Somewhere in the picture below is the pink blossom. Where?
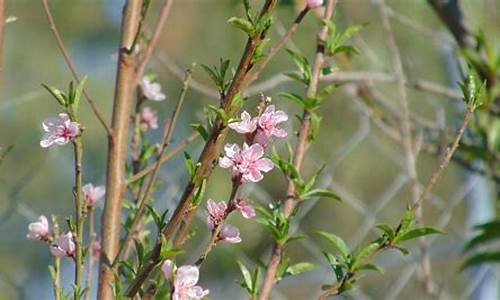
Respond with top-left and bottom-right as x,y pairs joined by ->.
219,143 -> 274,183
92,240 -> 101,258
255,105 -> 288,146
307,0 -> 324,8
228,111 -> 257,134
206,199 -> 227,230
140,106 -> 159,131
27,215 -> 50,241
40,113 -> 80,148
220,224 -> 241,243
50,232 -> 75,257
235,199 -> 256,219
140,77 -> 166,101
161,261 -> 209,300
82,183 -> 105,207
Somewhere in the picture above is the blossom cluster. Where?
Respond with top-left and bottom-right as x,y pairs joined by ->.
138,76 -> 166,132
208,102 -> 288,244
26,183 -> 105,258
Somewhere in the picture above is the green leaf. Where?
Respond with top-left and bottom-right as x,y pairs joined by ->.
285,48 -> 311,84
279,92 -> 305,108
228,17 -> 255,35
461,251 -> 500,270
285,262 -> 317,277
316,231 -> 350,259
358,263 -> 384,273
237,261 -> 253,293
395,227 -> 442,243
308,112 -> 322,142
190,123 -> 209,141
464,221 -> 500,251
316,84 -> 337,103
183,152 -> 195,179
42,83 -> 67,107
352,242 -> 379,270
399,206 -> 414,233
71,76 -> 87,114
301,188 -> 341,201
376,223 -> 395,241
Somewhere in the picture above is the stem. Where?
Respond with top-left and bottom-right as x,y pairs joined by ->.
124,1 -> 279,296
41,0 -> 111,135
51,215 -> 62,300
98,1 -> 143,299
127,131 -> 200,184
319,107 -> 474,299
72,137 -> 84,299
85,208 -> 96,300
195,180 -> 241,266
243,6 -> 310,90
259,2 -> 336,299
114,64 -> 194,265
135,0 -> 174,83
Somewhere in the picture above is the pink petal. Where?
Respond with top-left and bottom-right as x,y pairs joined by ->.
175,265 -> 200,288
255,158 -> 274,172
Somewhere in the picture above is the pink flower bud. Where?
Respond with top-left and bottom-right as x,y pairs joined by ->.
161,259 -> 175,280
26,215 -> 50,241
40,113 -> 80,148
219,143 -> 274,183
307,0 -> 324,8
235,199 -> 256,219
82,183 -> 105,207
206,199 -> 227,230
140,106 -> 159,131
50,232 -> 75,257
140,77 -> 166,101
220,224 -> 242,243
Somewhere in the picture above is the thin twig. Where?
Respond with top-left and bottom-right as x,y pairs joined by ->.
72,137 -> 84,298
114,64 -> 194,265
124,1 -> 279,296
135,0 -> 174,82
127,130 -> 200,184
41,0 -> 111,135
98,1 -> 143,299
85,208 -> 96,300
243,6 -> 310,90
259,1 -> 337,299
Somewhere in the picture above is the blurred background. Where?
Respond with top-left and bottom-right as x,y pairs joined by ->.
0,0 -> 499,299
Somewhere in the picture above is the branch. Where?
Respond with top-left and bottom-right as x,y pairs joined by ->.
427,0 -> 475,48
114,64 -> 193,265
135,0 -> 174,82
72,137 -> 84,298
97,1 -> 143,299
259,1 -> 337,299
41,0 -> 111,135
124,1 -> 279,296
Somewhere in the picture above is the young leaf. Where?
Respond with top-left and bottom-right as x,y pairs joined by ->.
352,242 -> 380,270
316,231 -> 350,259
237,261 -> 253,293
285,262 -> 317,277
301,188 -> 341,201
395,227 -> 442,243
228,17 -> 255,35
461,251 -> 500,271
279,92 -> 305,108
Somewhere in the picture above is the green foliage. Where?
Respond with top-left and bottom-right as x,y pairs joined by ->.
237,261 -> 261,297
284,49 -> 312,85
42,77 -> 87,119
461,251 -> 500,270
256,203 -> 290,243
462,221 -> 500,270
459,68 -> 486,111
323,21 -> 364,57
276,256 -> 317,281
201,59 -> 231,95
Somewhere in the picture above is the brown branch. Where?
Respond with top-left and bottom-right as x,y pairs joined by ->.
114,64 -> 193,265
98,1 -> 143,299
135,0 -> 174,82
85,208 -> 96,300
259,1 -> 337,299
427,0 -> 475,48
243,6 -> 310,90
41,0 -> 111,135
124,1 -> 279,296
